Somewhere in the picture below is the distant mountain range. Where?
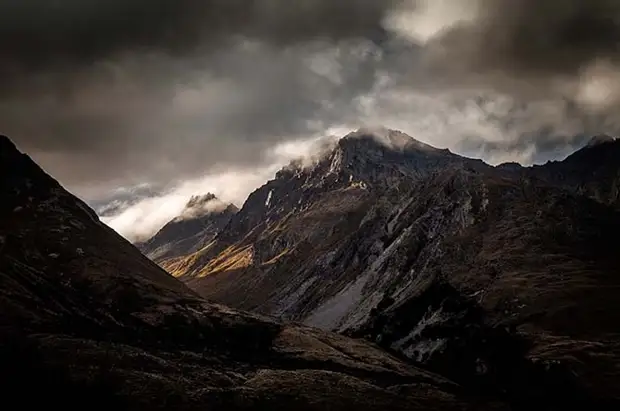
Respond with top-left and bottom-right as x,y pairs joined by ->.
139,128 -> 620,408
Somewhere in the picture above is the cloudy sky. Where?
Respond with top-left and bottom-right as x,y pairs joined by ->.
4,0 -> 620,241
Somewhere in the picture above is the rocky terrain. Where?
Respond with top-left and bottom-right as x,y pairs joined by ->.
155,128 -> 620,408
0,135 -> 509,410
137,193 -> 238,262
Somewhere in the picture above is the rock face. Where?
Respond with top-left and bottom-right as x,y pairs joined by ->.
159,129 -> 620,408
0,135 -> 506,410
137,194 -> 238,262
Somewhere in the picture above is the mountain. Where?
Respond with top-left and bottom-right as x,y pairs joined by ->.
137,193 -> 238,262
0,135 -> 507,410
161,129 -> 479,279
157,129 -> 620,408
531,135 -> 620,207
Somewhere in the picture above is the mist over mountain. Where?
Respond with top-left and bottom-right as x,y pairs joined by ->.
136,193 -> 239,261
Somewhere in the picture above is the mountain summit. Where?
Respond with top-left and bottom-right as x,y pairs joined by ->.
533,135 -> 620,208
586,134 -> 617,147
137,193 -> 238,262
177,193 -> 235,220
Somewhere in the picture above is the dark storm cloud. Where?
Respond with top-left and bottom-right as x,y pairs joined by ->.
2,39 -> 391,199
4,0 -> 620,202
0,0 -> 394,71
422,0 -> 620,93
0,1 -> 400,197
477,0 -> 620,76
388,0 -> 620,162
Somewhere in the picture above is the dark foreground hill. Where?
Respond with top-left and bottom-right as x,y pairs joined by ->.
0,135 -> 508,410
153,129 -> 620,409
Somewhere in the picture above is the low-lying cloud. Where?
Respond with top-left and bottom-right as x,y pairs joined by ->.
100,134 -> 336,241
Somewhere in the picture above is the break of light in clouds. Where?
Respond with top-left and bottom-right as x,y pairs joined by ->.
100,134 -> 338,242
4,1 -> 620,241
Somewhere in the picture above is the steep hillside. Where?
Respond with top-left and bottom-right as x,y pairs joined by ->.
160,129 -> 620,408
0,135 -> 504,410
137,194 -> 238,262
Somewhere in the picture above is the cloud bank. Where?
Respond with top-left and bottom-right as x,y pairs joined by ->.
4,1 -> 620,240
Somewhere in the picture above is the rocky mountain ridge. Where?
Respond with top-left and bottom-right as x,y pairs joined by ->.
159,129 -> 481,275
151,128 -> 620,408
1,134 -> 506,410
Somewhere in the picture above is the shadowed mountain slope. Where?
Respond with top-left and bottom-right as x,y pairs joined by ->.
0,135 -> 506,410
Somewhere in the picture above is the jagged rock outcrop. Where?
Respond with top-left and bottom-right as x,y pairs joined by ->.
161,129 -> 620,409
137,193 -> 238,262
0,135 -> 506,410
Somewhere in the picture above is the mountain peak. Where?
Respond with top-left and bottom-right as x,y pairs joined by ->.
0,134 -> 79,218
341,127 -> 442,153
344,127 -> 411,147
177,193 -> 237,222
274,128 -> 455,184
139,193 -> 239,261
1,134 -> 29,165
185,193 -> 218,210
562,134 -> 620,164
586,134 -> 617,148
0,134 -> 16,151
319,128 -> 466,187
265,129 -> 471,206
